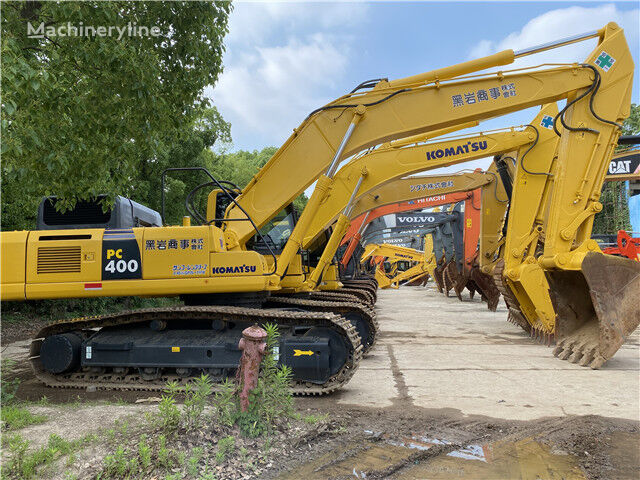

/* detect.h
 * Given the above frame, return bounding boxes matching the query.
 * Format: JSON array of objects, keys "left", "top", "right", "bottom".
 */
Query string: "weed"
[
  {"left": 239, "top": 446, "right": 248, "bottom": 462},
  {"left": 138, "top": 434, "right": 152, "bottom": 469},
  {"left": 187, "top": 447, "right": 203, "bottom": 477},
  {"left": 103, "top": 445, "right": 131, "bottom": 476},
  {"left": 262, "top": 437, "right": 272, "bottom": 455},
  {"left": 303, "top": 413, "right": 328, "bottom": 425},
  {"left": 118, "top": 419, "right": 129, "bottom": 435},
  {"left": 212, "top": 378, "right": 236, "bottom": 427},
  {"left": 235, "top": 323, "right": 293, "bottom": 437},
  {"left": 66, "top": 452, "right": 77, "bottom": 467},
  {"left": 183, "top": 374, "right": 213, "bottom": 431},
  {"left": 157, "top": 434, "right": 175, "bottom": 469},
  {"left": 215, "top": 436, "right": 235, "bottom": 464},
  {"left": 164, "top": 473, "right": 182, "bottom": 480},
  {"left": 3, "top": 433, "right": 95, "bottom": 479},
  {"left": 1, "top": 358, "right": 20, "bottom": 404},
  {"left": 198, "top": 468, "right": 217, "bottom": 480},
  {"left": 157, "top": 381, "right": 181, "bottom": 432},
  {"left": 1, "top": 405, "right": 48, "bottom": 430}
]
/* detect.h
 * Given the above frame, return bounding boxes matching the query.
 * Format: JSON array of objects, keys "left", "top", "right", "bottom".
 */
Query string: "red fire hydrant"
[{"left": 237, "top": 325, "right": 268, "bottom": 412}]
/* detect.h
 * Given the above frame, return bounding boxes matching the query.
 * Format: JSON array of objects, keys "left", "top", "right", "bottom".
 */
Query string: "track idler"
[{"left": 546, "top": 252, "right": 640, "bottom": 369}]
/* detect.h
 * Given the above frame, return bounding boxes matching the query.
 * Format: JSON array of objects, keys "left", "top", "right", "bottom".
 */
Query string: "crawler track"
[
  {"left": 265, "top": 297, "right": 378, "bottom": 354},
  {"left": 29, "top": 306, "right": 362, "bottom": 396}
]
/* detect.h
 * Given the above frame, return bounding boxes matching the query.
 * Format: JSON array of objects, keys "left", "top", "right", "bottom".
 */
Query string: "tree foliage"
[
  {"left": 592, "top": 103, "right": 639, "bottom": 235},
  {"left": 1, "top": 1, "right": 232, "bottom": 230},
  {"left": 197, "top": 146, "right": 308, "bottom": 218},
  {"left": 206, "top": 147, "right": 277, "bottom": 189}
]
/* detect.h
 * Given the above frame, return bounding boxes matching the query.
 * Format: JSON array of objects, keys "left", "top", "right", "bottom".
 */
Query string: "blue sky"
[{"left": 207, "top": 1, "right": 640, "bottom": 229}]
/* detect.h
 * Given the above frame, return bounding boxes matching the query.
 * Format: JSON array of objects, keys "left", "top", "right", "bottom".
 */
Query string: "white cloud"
[
  {"left": 226, "top": 2, "right": 369, "bottom": 46},
  {"left": 212, "top": 35, "right": 348, "bottom": 142},
  {"left": 208, "top": 2, "right": 369, "bottom": 149},
  {"left": 469, "top": 4, "right": 639, "bottom": 68}
]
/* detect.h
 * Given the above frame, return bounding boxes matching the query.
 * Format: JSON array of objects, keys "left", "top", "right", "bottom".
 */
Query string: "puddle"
[
  {"left": 278, "top": 433, "right": 587, "bottom": 480},
  {"left": 396, "top": 437, "right": 586, "bottom": 480},
  {"left": 277, "top": 441, "right": 415, "bottom": 479}
]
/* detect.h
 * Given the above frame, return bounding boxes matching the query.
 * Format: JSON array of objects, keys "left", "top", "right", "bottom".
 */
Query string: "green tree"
[
  {"left": 206, "top": 146, "right": 277, "bottom": 189},
  {"left": 592, "top": 103, "right": 639, "bottom": 235},
  {"left": 1, "top": 1, "right": 232, "bottom": 230},
  {"left": 203, "top": 146, "right": 309, "bottom": 217},
  {"left": 139, "top": 107, "right": 231, "bottom": 226}
]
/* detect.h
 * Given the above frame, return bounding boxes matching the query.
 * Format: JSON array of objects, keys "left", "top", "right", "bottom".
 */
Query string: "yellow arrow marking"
[{"left": 293, "top": 349, "right": 314, "bottom": 357}]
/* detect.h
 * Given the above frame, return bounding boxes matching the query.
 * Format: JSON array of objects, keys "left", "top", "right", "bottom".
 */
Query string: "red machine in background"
[{"left": 603, "top": 230, "right": 640, "bottom": 261}]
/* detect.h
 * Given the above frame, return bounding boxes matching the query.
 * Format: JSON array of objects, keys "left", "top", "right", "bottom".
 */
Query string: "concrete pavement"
[{"left": 330, "top": 285, "right": 640, "bottom": 420}]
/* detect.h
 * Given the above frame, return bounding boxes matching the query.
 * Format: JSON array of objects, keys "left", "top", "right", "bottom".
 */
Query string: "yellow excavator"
[
  {"left": 347, "top": 171, "right": 503, "bottom": 304},
  {"left": 361, "top": 239, "right": 437, "bottom": 289},
  {"left": 1, "top": 23, "right": 635, "bottom": 392},
  {"left": 313, "top": 106, "right": 637, "bottom": 360}
]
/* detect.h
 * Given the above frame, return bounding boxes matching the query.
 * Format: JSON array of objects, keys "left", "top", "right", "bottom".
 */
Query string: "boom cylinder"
[
  {"left": 276, "top": 112, "right": 363, "bottom": 278},
  {"left": 304, "top": 175, "right": 366, "bottom": 289},
  {"left": 341, "top": 211, "right": 371, "bottom": 267}
]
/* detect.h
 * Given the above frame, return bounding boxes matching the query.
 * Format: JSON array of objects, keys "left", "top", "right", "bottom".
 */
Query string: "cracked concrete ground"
[{"left": 303, "top": 285, "right": 640, "bottom": 421}]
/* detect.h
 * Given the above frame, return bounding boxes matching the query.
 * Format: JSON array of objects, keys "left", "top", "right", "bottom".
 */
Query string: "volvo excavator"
[{"left": 1, "top": 24, "right": 635, "bottom": 393}]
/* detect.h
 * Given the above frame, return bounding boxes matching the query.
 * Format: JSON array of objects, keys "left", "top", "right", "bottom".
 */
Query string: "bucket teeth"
[
  {"left": 568, "top": 348, "right": 584, "bottom": 364},
  {"left": 589, "top": 355, "right": 606, "bottom": 370},
  {"left": 558, "top": 346, "right": 575, "bottom": 361},
  {"left": 578, "top": 349, "right": 596, "bottom": 367},
  {"left": 547, "top": 252, "right": 640, "bottom": 369}
]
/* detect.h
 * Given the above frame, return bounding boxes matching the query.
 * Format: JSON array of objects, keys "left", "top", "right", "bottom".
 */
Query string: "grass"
[
  {"left": 1, "top": 405, "right": 48, "bottom": 431},
  {"left": 0, "top": 323, "right": 305, "bottom": 479},
  {"left": 304, "top": 413, "right": 329, "bottom": 425},
  {"left": 0, "top": 297, "right": 180, "bottom": 325},
  {"left": 2, "top": 432, "right": 97, "bottom": 479},
  {"left": 215, "top": 436, "right": 235, "bottom": 464}
]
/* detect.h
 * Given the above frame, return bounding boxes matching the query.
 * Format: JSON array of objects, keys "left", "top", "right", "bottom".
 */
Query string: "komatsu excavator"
[
  {"left": 1, "top": 24, "right": 635, "bottom": 392},
  {"left": 360, "top": 242, "right": 435, "bottom": 289},
  {"left": 360, "top": 243, "right": 435, "bottom": 289}
]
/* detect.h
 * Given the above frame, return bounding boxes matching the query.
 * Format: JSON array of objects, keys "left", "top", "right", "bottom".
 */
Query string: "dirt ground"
[{"left": 2, "top": 285, "right": 639, "bottom": 479}]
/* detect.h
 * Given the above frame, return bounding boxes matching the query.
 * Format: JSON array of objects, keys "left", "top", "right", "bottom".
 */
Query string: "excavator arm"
[
  {"left": 489, "top": 22, "right": 635, "bottom": 368},
  {"left": 224, "top": 28, "right": 614, "bottom": 253},
  {"left": 347, "top": 171, "right": 493, "bottom": 234},
  {"left": 302, "top": 106, "right": 556, "bottom": 249}
]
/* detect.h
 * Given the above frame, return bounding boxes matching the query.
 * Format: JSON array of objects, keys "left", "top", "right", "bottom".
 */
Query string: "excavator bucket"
[
  {"left": 432, "top": 262, "right": 445, "bottom": 293},
  {"left": 547, "top": 252, "right": 640, "bottom": 369},
  {"left": 469, "top": 266, "right": 501, "bottom": 312},
  {"left": 444, "top": 261, "right": 463, "bottom": 299}
]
